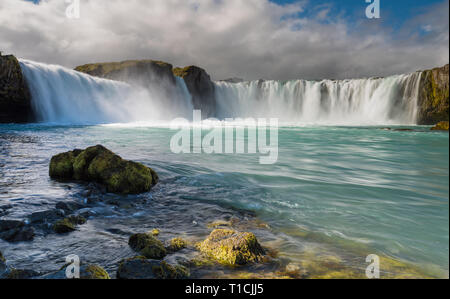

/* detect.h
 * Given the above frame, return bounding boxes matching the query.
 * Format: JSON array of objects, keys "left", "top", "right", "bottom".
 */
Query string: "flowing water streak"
[{"left": 214, "top": 73, "right": 423, "bottom": 125}]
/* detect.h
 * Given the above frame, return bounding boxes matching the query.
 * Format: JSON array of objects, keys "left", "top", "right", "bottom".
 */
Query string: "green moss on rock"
[
  {"left": 197, "top": 229, "right": 265, "bottom": 266},
  {"left": 166, "top": 237, "right": 188, "bottom": 253},
  {"left": 81, "top": 264, "right": 110, "bottom": 279},
  {"left": 53, "top": 215, "right": 86, "bottom": 234},
  {"left": 0, "top": 251, "right": 5, "bottom": 263},
  {"left": 128, "top": 233, "right": 167, "bottom": 259},
  {"left": 49, "top": 145, "right": 158, "bottom": 194}
]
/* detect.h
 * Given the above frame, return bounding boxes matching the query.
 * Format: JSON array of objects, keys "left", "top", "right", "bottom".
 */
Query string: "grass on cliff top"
[{"left": 75, "top": 60, "right": 172, "bottom": 74}]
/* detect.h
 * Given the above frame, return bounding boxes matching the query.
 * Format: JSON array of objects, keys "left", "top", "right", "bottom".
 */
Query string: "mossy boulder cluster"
[
  {"left": 0, "top": 53, "right": 33, "bottom": 123},
  {"left": 49, "top": 145, "right": 159, "bottom": 194},
  {"left": 417, "top": 64, "right": 449, "bottom": 125},
  {"left": 197, "top": 229, "right": 265, "bottom": 266}
]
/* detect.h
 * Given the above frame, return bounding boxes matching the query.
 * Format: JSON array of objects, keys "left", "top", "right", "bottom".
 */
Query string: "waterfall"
[
  {"left": 20, "top": 59, "right": 423, "bottom": 125},
  {"left": 19, "top": 59, "right": 193, "bottom": 124},
  {"left": 214, "top": 73, "right": 422, "bottom": 125}
]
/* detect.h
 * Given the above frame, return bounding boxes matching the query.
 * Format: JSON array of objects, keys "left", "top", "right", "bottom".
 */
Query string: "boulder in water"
[
  {"left": 197, "top": 229, "right": 265, "bottom": 266},
  {"left": 49, "top": 145, "right": 159, "bottom": 194},
  {"left": 53, "top": 215, "right": 87, "bottom": 234},
  {"left": 431, "top": 121, "right": 449, "bottom": 131},
  {"left": 0, "top": 220, "right": 34, "bottom": 242},
  {"left": 128, "top": 233, "right": 167, "bottom": 259}
]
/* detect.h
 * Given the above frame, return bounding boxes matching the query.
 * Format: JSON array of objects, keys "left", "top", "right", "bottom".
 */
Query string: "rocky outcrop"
[
  {"left": 0, "top": 52, "right": 33, "bottom": 123},
  {"left": 431, "top": 121, "right": 449, "bottom": 131},
  {"left": 49, "top": 145, "right": 159, "bottom": 194},
  {"left": 417, "top": 64, "right": 449, "bottom": 125},
  {"left": 197, "top": 229, "right": 265, "bottom": 266},
  {"left": 173, "top": 66, "right": 216, "bottom": 117}
]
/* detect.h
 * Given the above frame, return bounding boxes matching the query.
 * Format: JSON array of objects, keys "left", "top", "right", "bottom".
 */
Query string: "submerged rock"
[
  {"left": 49, "top": 145, "right": 159, "bottom": 194},
  {"left": 0, "top": 268, "right": 41, "bottom": 280},
  {"left": 117, "top": 257, "right": 189, "bottom": 279},
  {"left": 166, "top": 237, "right": 188, "bottom": 253},
  {"left": 53, "top": 215, "right": 87, "bottom": 234},
  {"left": 197, "top": 229, "right": 265, "bottom": 266},
  {"left": 55, "top": 201, "right": 85, "bottom": 214},
  {"left": 29, "top": 209, "right": 65, "bottom": 224},
  {"left": 0, "top": 220, "right": 34, "bottom": 242},
  {"left": 128, "top": 233, "right": 167, "bottom": 259},
  {"left": 431, "top": 121, "right": 449, "bottom": 131}
]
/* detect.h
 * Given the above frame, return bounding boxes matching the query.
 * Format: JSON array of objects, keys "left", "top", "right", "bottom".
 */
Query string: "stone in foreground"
[
  {"left": 431, "top": 121, "right": 449, "bottom": 131},
  {"left": 128, "top": 233, "right": 167, "bottom": 259},
  {"left": 197, "top": 229, "right": 265, "bottom": 266},
  {"left": 40, "top": 264, "right": 110, "bottom": 279},
  {"left": 49, "top": 145, "right": 159, "bottom": 194},
  {"left": 117, "top": 257, "right": 189, "bottom": 279}
]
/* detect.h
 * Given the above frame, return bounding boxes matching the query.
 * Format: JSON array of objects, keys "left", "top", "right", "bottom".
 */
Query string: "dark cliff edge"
[
  {"left": 0, "top": 52, "right": 33, "bottom": 123},
  {"left": 173, "top": 66, "right": 216, "bottom": 118},
  {"left": 417, "top": 64, "right": 449, "bottom": 125}
]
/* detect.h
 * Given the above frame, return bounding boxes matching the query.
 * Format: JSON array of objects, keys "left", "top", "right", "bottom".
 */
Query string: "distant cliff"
[
  {"left": 0, "top": 53, "right": 33, "bottom": 123},
  {"left": 75, "top": 60, "right": 216, "bottom": 118},
  {"left": 417, "top": 64, "right": 449, "bottom": 125}
]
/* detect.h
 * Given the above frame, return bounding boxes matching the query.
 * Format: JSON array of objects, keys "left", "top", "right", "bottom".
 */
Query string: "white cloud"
[{"left": 0, "top": 0, "right": 448, "bottom": 80}]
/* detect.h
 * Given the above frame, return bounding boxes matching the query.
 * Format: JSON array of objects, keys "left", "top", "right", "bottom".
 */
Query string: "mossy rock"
[
  {"left": 431, "top": 121, "right": 449, "bottom": 131},
  {"left": 197, "top": 229, "right": 265, "bottom": 266},
  {"left": 166, "top": 237, "right": 188, "bottom": 253},
  {"left": 49, "top": 145, "right": 158, "bottom": 194},
  {"left": 53, "top": 215, "right": 86, "bottom": 234},
  {"left": 0, "top": 251, "right": 5, "bottom": 263},
  {"left": 151, "top": 228, "right": 160, "bottom": 236},
  {"left": 128, "top": 233, "right": 167, "bottom": 259},
  {"left": 80, "top": 264, "right": 110, "bottom": 279},
  {"left": 49, "top": 149, "right": 82, "bottom": 179}
]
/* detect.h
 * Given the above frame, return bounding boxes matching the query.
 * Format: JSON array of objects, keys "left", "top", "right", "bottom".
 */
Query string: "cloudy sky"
[{"left": 0, "top": 0, "right": 448, "bottom": 80}]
